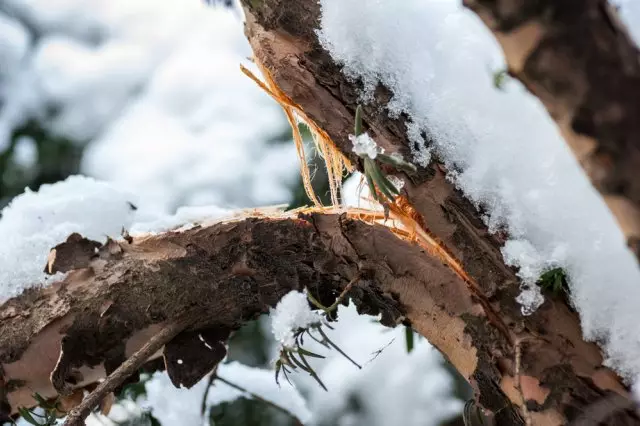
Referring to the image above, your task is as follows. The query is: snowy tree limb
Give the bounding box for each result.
[239,1,638,424]
[0,213,476,418]
[463,0,640,261]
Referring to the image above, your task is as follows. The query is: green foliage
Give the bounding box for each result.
[537,267,569,295]
[492,69,508,91]
[276,290,361,390]
[226,317,272,368]
[16,393,61,426]
[208,398,296,426]
[0,119,83,209]
[405,326,414,353]
[353,105,416,207]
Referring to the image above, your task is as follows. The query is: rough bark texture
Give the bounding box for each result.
[463,0,640,260]
[0,214,477,417]
[239,0,638,424]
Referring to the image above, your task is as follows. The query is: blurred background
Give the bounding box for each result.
[0,0,467,424]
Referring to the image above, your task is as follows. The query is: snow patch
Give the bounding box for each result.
[278,304,463,426]
[349,132,380,159]
[0,175,137,303]
[143,361,311,425]
[270,290,323,348]
[318,0,640,379]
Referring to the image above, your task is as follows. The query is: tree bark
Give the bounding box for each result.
[463,0,640,260]
[1,1,639,425]
[0,213,476,418]
[239,0,638,424]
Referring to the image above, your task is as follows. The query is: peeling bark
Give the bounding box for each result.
[1,213,479,417]
[463,0,640,260]
[1,1,639,424]
[239,1,638,424]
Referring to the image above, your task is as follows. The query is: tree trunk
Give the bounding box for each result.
[463,0,640,261]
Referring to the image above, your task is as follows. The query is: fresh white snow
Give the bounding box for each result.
[142,361,312,425]
[318,0,640,381]
[276,304,463,426]
[0,0,299,213]
[270,290,324,349]
[349,133,380,159]
[0,175,137,303]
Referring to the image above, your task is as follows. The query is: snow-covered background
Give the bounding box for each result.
[0,0,464,425]
[3,0,640,424]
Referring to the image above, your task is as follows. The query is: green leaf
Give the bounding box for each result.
[405,326,414,353]
[493,69,508,91]
[537,267,569,295]
[18,407,39,425]
[354,105,363,136]
[377,153,417,174]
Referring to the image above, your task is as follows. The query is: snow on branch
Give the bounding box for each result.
[0,208,480,421]
[239,0,639,423]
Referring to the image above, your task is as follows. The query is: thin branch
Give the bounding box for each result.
[307,273,361,314]
[200,372,217,416]
[63,313,198,426]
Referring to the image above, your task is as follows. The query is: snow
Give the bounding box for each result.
[0,0,460,424]
[0,0,298,213]
[349,133,379,159]
[614,0,640,47]
[129,205,232,234]
[277,305,462,426]
[0,175,137,303]
[342,172,381,212]
[318,0,640,380]
[77,4,298,212]
[270,290,323,348]
[12,135,38,168]
[142,361,311,425]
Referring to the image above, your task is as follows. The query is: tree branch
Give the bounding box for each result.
[463,0,640,260]
[238,1,637,424]
[0,213,477,418]
[2,1,639,423]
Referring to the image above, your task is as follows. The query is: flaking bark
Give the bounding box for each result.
[0,213,477,418]
[239,0,639,424]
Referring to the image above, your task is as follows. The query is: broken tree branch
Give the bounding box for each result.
[463,0,640,260]
[0,212,479,418]
[238,0,638,423]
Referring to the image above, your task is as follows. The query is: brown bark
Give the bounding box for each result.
[1,2,639,424]
[239,0,638,424]
[463,0,640,260]
[0,213,475,418]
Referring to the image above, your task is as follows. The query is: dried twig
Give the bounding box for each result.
[307,273,361,314]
